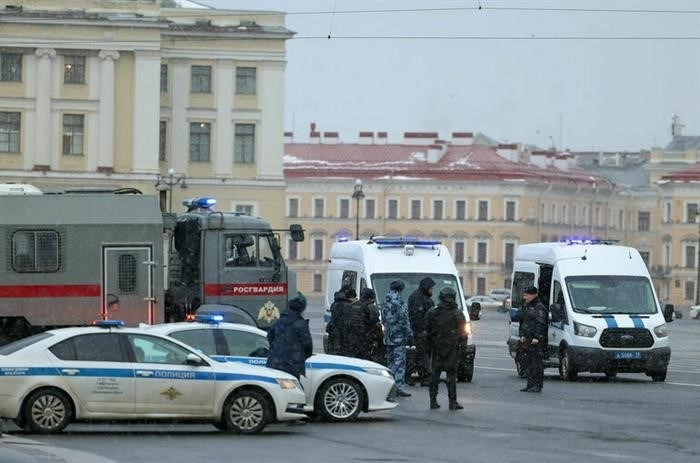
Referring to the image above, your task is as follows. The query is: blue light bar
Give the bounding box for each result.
[373,237,441,249]
[195,314,224,324]
[94,320,125,328]
[182,196,217,209]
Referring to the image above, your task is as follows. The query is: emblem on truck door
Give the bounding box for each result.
[257,301,281,324]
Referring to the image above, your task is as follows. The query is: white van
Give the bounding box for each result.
[325,237,479,382]
[508,241,673,382]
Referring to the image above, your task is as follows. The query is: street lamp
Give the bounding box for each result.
[352,178,365,240]
[155,168,187,212]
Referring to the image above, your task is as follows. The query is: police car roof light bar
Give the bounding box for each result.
[195,314,224,324]
[94,320,125,328]
[372,237,441,249]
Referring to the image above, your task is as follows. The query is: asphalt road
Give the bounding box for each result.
[3,300,700,463]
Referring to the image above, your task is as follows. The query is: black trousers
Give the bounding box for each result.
[429,364,457,404]
[526,344,544,390]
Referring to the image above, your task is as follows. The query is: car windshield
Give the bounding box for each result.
[565,275,658,314]
[371,273,463,310]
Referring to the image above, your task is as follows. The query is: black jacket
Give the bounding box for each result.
[266,309,313,378]
[326,291,354,354]
[408,280,435,336]
[424,300,466,367]
[514,297,548,343]
[343,299,381,359]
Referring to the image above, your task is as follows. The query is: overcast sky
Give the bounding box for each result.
[196,0,700,151]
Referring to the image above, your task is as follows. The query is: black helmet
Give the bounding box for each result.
[439,287,457,303]
[360,288,376,301]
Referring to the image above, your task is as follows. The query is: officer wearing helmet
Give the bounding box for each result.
[424,286,466,410]
[343,287,381,361]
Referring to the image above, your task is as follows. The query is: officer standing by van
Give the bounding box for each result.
[513,286,548,392]
[381,280,413,397]
[344,288,381,360]
[407,277,436,386]
[326,286,355,355]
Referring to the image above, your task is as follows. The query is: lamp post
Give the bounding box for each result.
[155,168,187,212]
[352,178,364,240]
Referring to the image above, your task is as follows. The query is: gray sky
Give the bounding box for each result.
[197,0,700,151]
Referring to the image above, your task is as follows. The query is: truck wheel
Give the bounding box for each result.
[315,377,363,422]
[23,388,72,434]
[559,348,578,381]
[222,389,270,434]
[458,359,474,382]
[650,369,667,382]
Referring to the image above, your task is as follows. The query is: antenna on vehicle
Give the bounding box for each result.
[581,249,587,261]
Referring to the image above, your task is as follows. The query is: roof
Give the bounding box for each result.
[665,136,700,152]
[659,163,700,183]
[284,142,606,188]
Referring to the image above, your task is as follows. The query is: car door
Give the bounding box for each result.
[47,333,135,414]
[124,334,216,416]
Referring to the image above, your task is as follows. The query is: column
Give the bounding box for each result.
[98,50,120,173]
[170,59,189,174]
[214,59,234,178]
[258,61,285,180]
[132,50,160,173]
[33,48,55,170]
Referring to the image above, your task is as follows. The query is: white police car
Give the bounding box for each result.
[0,321,306,434]
[146,317,398,422]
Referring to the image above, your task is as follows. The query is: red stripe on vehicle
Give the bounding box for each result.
[204,283,288,297]
[0,285,102,298]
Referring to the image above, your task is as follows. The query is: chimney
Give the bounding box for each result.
[358,131,374,145]
[283,131,293,143]
[323,131,339,144]
[376,131,388,145]
[309,122,320,144]
[404,132,439,146]
[427,144,447,163]
[452,132,474,146]
[496,143,519,162]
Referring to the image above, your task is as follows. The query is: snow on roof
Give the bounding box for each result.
[173,0,211,9]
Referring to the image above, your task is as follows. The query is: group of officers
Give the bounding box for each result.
[326,281,549,408]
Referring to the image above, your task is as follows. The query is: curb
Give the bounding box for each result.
[1,434,117,463]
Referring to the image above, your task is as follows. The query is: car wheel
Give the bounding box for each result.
[559,348,578,381]
[457,359,474,382]
[222,389,270,434]
[23,388,72,434]
[650,369,667,382]
[315,377,363,422]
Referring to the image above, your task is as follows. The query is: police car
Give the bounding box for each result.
[0,321,306,434]
[146,317,398,422]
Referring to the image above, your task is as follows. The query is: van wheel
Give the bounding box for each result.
[23,388,72,434]
[315,377,363,422]
[559,348,578,381]
[650,369,667,382]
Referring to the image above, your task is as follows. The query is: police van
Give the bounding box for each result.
[324,237,479,382]
[508,240,674,382]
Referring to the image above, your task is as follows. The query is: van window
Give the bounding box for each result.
[552,280,568,323]
[342,271,357,291]
[371,273,463,310]
[511,271,535,309]
[566,275,657,314]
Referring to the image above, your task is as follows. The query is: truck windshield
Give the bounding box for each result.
[565,275,657,314]
[370,273,463,310]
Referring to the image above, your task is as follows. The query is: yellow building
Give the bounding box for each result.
[0,0,293,228]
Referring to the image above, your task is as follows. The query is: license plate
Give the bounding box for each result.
[613,351,641,360]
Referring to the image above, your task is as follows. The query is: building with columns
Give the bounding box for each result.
[0,0,293,227]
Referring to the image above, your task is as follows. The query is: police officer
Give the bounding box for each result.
[326,286,355,355]
[267,292,313,380]
[381,280,413,397]
[407,277,435,386]
[344,288,381,360]
[424,287,466,410]
[513,286,548,392]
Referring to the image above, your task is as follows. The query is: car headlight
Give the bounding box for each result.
[653,323,668,338]
[463,322,472,336]
[574,321,597,338]
[364,367,392,378]
[276,378,302,390]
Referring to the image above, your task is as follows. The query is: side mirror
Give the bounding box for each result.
[289,224,305,242]
[550,303,565,323]
[468,302,481,321]
[663,304,674,323]
[186,353,206,366]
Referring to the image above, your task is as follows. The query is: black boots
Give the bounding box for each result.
[448,402,464,410]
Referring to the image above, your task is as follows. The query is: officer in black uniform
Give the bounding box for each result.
[513,286,548,393]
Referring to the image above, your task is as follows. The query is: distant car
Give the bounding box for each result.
[146,319,397,423]
[466,295,503,311]
[488,288,511,302]
[0,322,307,434]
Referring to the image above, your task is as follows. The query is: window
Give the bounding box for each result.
[595,206,601,227]
[313,274,323,292]
[504,242,515,269]
[583,206,589,226]
[62,114,84,155]
[365,198,375,219]
[63,56,86,84]
[387,199,398,219]
[168,329,217,357]
[118,254,137,293]
[159,121,166,161]
[664,201,672,223]
[478,200,488,221]
[685,244,696,268]
[288,198,299,218]
[191,65,211,93]
[410,200,421,220]
[477,241,487,264]
[540,203,546,223]
[234,123,255,163]
[685,280,695,301]
[236,67,256,94]
[287,239,298,260]
[0,111,20,153]
[224,234,256,267]
[551,204,557,223]
[454,241,465,263]
[189,122,210,162]
[313,238,324,260]
[476,277,486,295]
[314,198,324,218]
[505,201,516,221]
[235,204,254,216]
[686,203,698,223]
[222,329,269,357]
[511,271,535,309]
[338,198,350,218]
[127,334,191,365]
[12,230,60,273]
[456,200,466,220]
[160,64,168,92]
[638,211,650,231]
[0,52,21,81]
[562,205,568,225]
[50,333,126,362]
[433,200,443,220]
